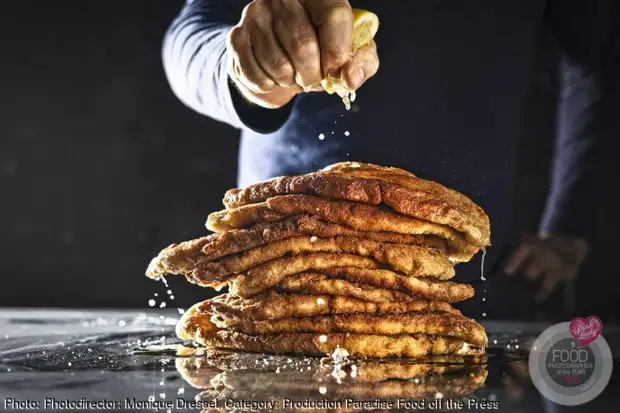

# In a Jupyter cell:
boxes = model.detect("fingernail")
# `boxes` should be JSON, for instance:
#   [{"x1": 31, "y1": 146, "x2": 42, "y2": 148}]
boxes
[
  {"x1": 327, "y1": 68, "x2": 341, "y2": 79},
  {"x1": 348, "y1": 67, "x2": 365, "y2": 89}
]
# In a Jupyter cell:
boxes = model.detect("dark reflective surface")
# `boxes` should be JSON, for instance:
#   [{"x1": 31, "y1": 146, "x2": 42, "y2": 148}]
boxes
[{"x1": 1, "y1": 310, "x2": 619, "y2": 412}]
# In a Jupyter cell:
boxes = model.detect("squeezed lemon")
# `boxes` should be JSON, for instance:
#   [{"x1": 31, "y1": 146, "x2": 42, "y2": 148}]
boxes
[{"x1": 321, "y1": 9, "x2": 379, "y2": 110}]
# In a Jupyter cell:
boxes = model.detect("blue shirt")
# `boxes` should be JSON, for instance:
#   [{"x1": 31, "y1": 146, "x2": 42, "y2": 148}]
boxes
[{"x1": 161, "y1": 0, "x2": 619, "y2": 277}]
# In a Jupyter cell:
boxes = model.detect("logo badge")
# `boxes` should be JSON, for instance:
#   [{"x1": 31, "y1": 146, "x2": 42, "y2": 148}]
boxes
[
  {"x1": 569, "y1": 316, "x2": 602, "y2": 348},
  {"x1": 529, "y1": 319, "x2": 612, "y2": 406}
]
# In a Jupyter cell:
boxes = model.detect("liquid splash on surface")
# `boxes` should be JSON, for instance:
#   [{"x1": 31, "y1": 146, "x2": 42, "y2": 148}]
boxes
[{"x1": 1, "y1": 309, "x2": 550, "y2": 409}]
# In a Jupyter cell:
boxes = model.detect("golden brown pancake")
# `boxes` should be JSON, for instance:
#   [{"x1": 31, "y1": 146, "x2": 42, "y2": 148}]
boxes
[
  {"x1": 222, "y1": 162, "x2": 490, "y2": 247},
  {"x1": 205, "y1": 291, "x2": 461, "y2": 321},
  {"x1": 228, "y1": 252, "x2": 455, "y2": 298},
  {"x1": 192, "y1": 236, "x2": 454, "y2": 285},
  {"x1": 277, "y1": 273, "x2": 426, "y2": 303},
  {"x1": 296, "y1": 267, "x2": 475, "y2": 303},
  {"x1": 211, "y1": 312, "x2": 487, "y2": 348},
  {"x1": 208, "y1": 194, "x2": 479, "y2": 261},
  {"x1": 146, "y1": 214, "x2": 454, "y2": 280},
  {"x1": 182, "y1": 330, "x2": 481, "y2": 359},
  {"x1": 279, "y1": 271, "x2": 474, "y2": 303},
  {"x1": 176, "y1": 305, "x2": 484, "y2": 358},
  {"x1": 201, "y1": 214, "x2": 448, "y2": 256}
]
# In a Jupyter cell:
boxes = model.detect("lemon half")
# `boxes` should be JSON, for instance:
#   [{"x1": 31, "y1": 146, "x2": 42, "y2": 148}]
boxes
[{"x1": 321, "y1": 9, "x2": 379, "y2": 108}]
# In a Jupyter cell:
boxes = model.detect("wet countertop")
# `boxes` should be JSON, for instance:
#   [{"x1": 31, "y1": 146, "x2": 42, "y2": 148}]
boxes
[{"x1": 1, "y1": 309, "x2": 619, "y2": 412}]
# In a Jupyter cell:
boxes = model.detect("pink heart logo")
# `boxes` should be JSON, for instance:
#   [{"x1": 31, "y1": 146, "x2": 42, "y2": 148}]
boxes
[{"x1": 569, "y1": 316, "x2": 603, "y2": 348}]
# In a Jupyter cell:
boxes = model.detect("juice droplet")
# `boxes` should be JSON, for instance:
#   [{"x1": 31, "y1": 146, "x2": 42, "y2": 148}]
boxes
[
  {"x1": 342, "y1": 95, "x2": 351, "y2": 111},
  {"x1": 344, "y1": 131, "x2": 350, "y2": 136},
  {"x1": 318, "y1": 133, "x2": 325, "y2": 140},
  {"x1": 148, "y1": 300, "x2": 156, "y2": 307},
  {"x1": 159, "y1": 302, "x2": 167, "y2": 308},
  {"x1": 480, "y1": 247, "x2": 487, "y2": 281}
]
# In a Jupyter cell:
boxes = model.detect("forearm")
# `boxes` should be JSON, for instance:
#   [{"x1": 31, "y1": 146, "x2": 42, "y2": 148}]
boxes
[
  {"x1": 540, "y1": 0, "x2": 620, "y2": 239},
  {"x1": 162, "y1": 0, "x2": 294, "y2": 132}
]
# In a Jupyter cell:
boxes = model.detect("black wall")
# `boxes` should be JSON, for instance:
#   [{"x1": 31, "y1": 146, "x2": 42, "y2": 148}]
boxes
[
  {"x1": 0, "y1": 2, "x2": 617, "y2": 318},
  {"x1": 0, "y1": 1, "x2": 239, "y2": 307}
]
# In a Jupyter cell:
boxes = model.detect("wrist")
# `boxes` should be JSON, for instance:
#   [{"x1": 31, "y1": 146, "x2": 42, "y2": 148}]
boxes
[{"x1": 228, "y1": 74, "x2": 297, "y2": 109}]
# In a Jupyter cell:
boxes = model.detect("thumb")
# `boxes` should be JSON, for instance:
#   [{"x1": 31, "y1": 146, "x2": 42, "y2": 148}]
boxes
[{"x1": 341, "y1": 40, "x2": 379, "y2": 90}]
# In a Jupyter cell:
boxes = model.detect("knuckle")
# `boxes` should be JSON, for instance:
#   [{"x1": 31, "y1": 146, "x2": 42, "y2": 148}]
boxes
[
  {"x1": 325, "y1": 45, "x2": 350, "y2": 66},
  {"x1": 250, "y1": 75, "x2": 277, "y2": 93},
  {"x1": 241, "y1": 1, "x2": 261, "y2": 19},
  {"x1": 227, "y1": 26, "x2": 245, "y2": 50},
  {"x1": 271, "y1": 60, "x2": 295, "y2": 82},
  {"x1": 291, "y1": 33, "x2": 319, "y2": 56}
]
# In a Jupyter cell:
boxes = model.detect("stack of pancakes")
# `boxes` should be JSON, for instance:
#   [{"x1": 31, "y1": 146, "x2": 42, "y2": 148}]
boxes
[{"x1": 146, "y1": 162, "x2": 491, "y2": 358}]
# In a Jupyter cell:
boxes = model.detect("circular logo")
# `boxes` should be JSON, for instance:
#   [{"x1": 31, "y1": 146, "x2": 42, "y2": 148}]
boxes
[{"x1": 529, "y1": 321, "x2": 613, "y2": 406}]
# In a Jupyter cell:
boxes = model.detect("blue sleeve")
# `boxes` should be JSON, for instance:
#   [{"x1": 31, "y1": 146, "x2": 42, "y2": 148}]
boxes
[
  {"x1": 162, "y1": 0, "x2": 295, "y2": 133},
  {"x1": 540, "y1": 0, "x2": 620, "y2": 239}
]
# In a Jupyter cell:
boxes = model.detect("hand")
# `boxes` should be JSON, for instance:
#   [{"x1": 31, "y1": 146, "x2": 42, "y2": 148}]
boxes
[
  {"x1": 505, "y1": 233, "x2": 588, "y2": 302},
  {"x1": 226, "y1": 0, "x2": 380, "y2": 109}
]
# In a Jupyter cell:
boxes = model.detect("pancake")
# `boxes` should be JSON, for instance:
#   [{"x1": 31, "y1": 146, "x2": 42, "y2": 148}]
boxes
[
  {"x1": 177, "y1": 304, "x2": 484, "y2": 358},
  {"x1": 227, "y1": 252, "x2": 457, "y2": 298},
  {"x1": 179, "y1": 329, "x2": 481, "y2": 359},
  {"x1": 222, "y1": 162, "x2": 490, "y2": 247},
  {"x1": 277, "y1": 271, "x2": 474, "y2": 303},
  {"x1": 146, "y1": 214, "x2": 453, "y2": 280},
  {"x1": 211, "y1": 312, "x2": 488, "y2": 348},
  {"x1": 205, "y1": 291, "x2": 461, "y2": 321},
  {"x1": 201, "y1": 214, "x2": 448, "y2": 257},
  {"x1": 208, "y1": 194, "x2": 478, "y2": 262},
  {"x1": 192, "y1": 236, "x2": 454, "y2": 285},
  {"x1": 278, "y1": 274, "x2": 425, "y2": 303}
]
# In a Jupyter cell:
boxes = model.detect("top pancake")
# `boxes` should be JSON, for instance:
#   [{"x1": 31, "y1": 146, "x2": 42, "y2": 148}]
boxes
[{"x1": 223, "y1": 162, "x2": 490, "y2": 247}]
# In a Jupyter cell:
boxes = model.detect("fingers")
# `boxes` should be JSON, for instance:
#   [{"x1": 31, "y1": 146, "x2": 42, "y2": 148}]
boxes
[
  {"x1": 341, "y1": 40, "x2": 379, "y2": 90},
  {"x1": 249, "y1": 7, "x2": 296, "y2": 87},
  {"x1": 505, "y1": 244, "x2": 532, "y2": 275},
  {"x1": 524, "y1": 257, "x2": 547, "y2": 282},
  {"x1": 273, "y1": 1, "x2": 322, "y2": 89},
  {"x1": 301, "y1": 0, "x2": 353, "y2": 76},
  {"x1": 227, "y1": 25, "x2": 277, "y2": 94}
]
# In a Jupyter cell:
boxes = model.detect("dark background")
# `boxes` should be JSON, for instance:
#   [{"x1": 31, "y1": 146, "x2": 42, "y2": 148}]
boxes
[{"x1": 0, "y1": 2, "x2": 617, "y2": 318}]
